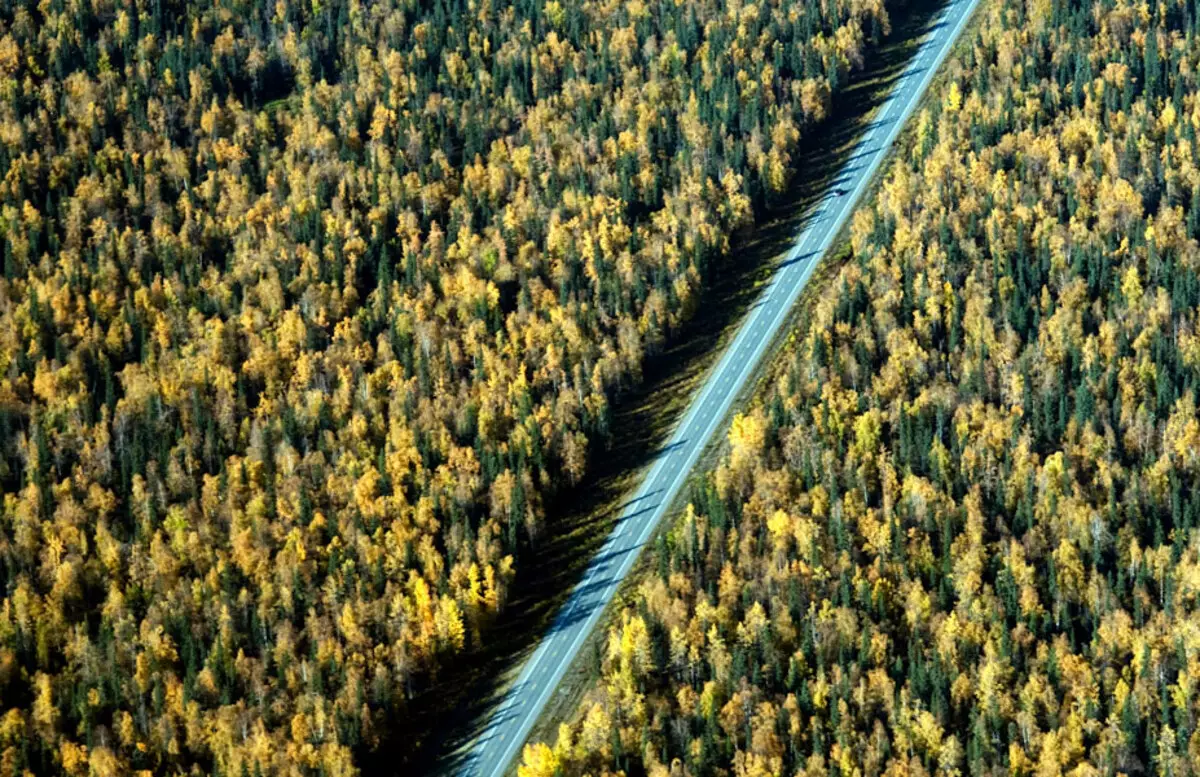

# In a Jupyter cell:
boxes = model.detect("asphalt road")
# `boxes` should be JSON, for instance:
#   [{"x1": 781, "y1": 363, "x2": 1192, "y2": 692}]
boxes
[{"x1": 461, "y1": 0, "x2": 980, "y2": 772}]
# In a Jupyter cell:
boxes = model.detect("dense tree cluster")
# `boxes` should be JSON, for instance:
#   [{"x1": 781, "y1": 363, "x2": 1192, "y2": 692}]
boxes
[
  {"x1": 0, "y1": 0, "x2": 894, "y2": 772},
  {"x1": 521, "y1": 0, "x2": 1200, "y2": 774}
]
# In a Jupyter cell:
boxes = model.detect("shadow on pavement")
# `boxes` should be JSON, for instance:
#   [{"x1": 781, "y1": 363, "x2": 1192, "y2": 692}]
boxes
[{"x1": 359, "y1": 0, "x2": 956, "y2": 773}]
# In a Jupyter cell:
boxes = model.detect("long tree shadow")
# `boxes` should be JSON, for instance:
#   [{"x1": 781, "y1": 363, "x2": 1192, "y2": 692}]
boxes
[{"x1": 362, "y1": 0, "x2": 953, "y2": 773}]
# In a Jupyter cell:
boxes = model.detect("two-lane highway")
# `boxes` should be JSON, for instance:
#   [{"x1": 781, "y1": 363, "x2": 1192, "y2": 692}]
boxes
[{"x1": 461, "y1": 0, "x2": 981, "y2": 773}]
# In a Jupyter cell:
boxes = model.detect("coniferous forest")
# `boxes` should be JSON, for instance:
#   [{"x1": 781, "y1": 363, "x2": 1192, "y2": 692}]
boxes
[
  {"x1": 0, "y1": 0, "x2": 893, "y2": 773},
  {"x1": 519, "y1": 0, "x2": 1200, "y2": 774}
]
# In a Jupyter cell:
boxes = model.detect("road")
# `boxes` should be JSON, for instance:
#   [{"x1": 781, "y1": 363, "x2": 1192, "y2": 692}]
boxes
[{"x1": 460, "y1": 0, "x2": 980, "y2": 773}]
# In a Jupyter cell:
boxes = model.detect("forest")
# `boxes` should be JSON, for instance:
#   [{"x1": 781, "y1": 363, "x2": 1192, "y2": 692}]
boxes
[
  {"x1": 519, "y1": 0, "x2": 1200, "y2": 774},
  {"x1": 0, "y1": 0, "x2": 894, "y2": 773}
]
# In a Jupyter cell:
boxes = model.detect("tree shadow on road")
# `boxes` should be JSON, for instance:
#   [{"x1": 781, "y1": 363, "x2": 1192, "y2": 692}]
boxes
[{"x1": 360, "y1": 0, "x2": 955, "y2": 773}]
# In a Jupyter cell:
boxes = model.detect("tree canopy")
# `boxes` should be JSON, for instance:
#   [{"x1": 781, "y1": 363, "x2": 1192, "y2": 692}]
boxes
[
  {"x1": 0, "y1": 0, "x2": 893, "y2": 772},
  {"x1": 524, "y1": 0, "x2": 1200, "y2": 774}
]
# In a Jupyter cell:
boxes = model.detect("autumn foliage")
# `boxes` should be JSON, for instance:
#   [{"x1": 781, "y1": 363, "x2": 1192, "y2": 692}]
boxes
[
  {"x1": 0, "y1": 0, "x2": 893, "y2": 772},
  {"x1": 524, "y1": 0, "x2": 1200, "y2": 774}
]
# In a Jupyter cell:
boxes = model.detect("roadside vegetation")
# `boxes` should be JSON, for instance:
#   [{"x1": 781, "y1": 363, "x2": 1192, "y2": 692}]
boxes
[
  {"x1": 0, "y1": 0, "x2": 896, "y2": 773},
  {"x1": 519, "y1": 0, "x2": 1200, "y2": 774}
]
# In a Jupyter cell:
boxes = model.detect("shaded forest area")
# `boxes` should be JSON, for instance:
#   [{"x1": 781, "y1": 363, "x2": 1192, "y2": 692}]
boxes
[
  {"x1": 0, "y1": 0, "x2": 896, "y2": 773},
  {"x1": 521, "y1": 0, "x2": 1200, "y2": 774}
]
